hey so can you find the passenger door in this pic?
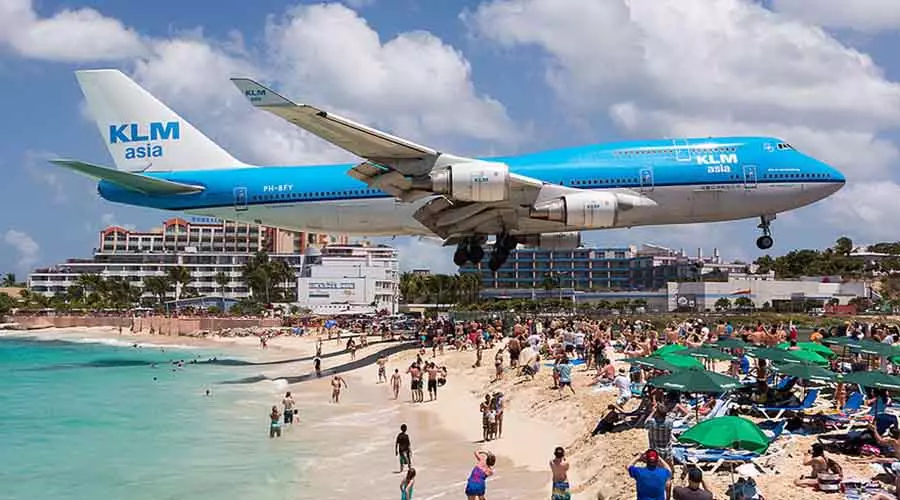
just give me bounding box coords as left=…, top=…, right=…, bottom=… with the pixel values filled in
left=233, top=187, right=248, bottom=212
left=639, top=167, right=654, bottom=193
left=742, top=165, right=758, bottom=189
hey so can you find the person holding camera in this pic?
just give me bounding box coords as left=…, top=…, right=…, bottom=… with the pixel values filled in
left=673, top=467, right=712, bottom=500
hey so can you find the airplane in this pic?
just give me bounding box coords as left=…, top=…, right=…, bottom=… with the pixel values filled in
left=52, top=69, right=845, bottom=271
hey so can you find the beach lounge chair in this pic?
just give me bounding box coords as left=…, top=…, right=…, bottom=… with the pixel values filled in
left=673, top=421, right=786, bottom=473
left=752, top=388, right=819, bottom=419
left=673, top=397, right=733, bottom=435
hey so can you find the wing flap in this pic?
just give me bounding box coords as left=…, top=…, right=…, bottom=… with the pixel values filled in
left=231, top=78, right=436, bottom=162
left=50, top=159, right=204, bottom=195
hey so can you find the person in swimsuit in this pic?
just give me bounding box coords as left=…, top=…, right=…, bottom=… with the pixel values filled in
left=550, top=446, right=571, bottom=500
left=400, top=467, right=416, bottom=500
left=331, top=375, right=348, bottom=403
left=465, top=449, right=495, bottom=500
left=269, top=406, right=282, bottom=438
left=377, top=356, right=387, bottom=383
left=282, top=391, right=295, bottom=425
left=396, top=423, right=412, bottom=472
left=391, top=369, right=402, bottom=399
left=426, top=363, right=439, bottom=401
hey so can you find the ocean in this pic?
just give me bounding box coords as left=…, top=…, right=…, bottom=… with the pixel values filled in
left=0, top=332, right=549, bottom=500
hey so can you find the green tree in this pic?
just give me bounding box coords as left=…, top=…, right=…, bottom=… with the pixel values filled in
left=143, top=276, right=171, bottom=307
left=214, top=272, right=229, bottom=297
left=0, top=292, right=14, bottom=316
left=1, top=273, right=17, bottom=287
left=542, top=272, right=561, bottom=292
left=242, top=252, right=295, bottom=304
left=834, top=236, right=853, bottom=256
left=166, top=266, right=192, bottom=301
left=734, top=296, right=754, bottom=310
left=714, top=297, right=732, bottom=311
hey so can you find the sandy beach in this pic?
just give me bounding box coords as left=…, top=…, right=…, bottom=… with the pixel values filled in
left=6, top=326, right=886, bottom=500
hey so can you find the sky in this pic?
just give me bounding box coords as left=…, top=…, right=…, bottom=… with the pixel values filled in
left=2, top=0, right=900, bottom=277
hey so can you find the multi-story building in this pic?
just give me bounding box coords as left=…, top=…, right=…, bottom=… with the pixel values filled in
left=297, top=243, right=400, bottom=315
left=28, top=217, right=346, bottom=300
left=463, top=243, right=732, bottom=292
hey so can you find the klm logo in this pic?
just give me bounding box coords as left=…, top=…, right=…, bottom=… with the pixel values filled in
left=696, top=153, right=738, bottom=165
left=245, top=89, right=266, bottom=103
left=109, top=122, right=180, bottom=160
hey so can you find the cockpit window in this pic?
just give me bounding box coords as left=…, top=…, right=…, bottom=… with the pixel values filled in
left=776, top=143, right=794, bottom=150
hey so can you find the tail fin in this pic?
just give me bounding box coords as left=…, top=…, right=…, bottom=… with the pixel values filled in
left=75, top=69, right=247, bottom=172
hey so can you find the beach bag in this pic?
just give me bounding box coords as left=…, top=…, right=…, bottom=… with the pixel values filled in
left=816, top=473, right=841, bottom=492
left=727, top=477, right=758, bottom=500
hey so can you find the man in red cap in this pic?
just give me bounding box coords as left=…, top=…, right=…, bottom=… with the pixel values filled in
left=627, top=449, right=671, bottom=500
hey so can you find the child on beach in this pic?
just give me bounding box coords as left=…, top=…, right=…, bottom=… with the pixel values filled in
left=400, top=467, right=415, bottom=500
left=465, top=450, right=495, bottom=500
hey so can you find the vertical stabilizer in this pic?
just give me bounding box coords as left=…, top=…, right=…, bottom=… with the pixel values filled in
left=75, top=69, right=247, bottom=172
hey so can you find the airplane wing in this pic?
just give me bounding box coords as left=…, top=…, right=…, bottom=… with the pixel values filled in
left=50, top=159, right=205, bottom=195
left=231, top=78, right=654, bottom=239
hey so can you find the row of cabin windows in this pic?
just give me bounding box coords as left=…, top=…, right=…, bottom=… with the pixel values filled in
left=251, top=189, right=379, bottom=202
left=567, top=171, right=833, bottom=185
left=613, top=147, right=737, bottom=156
left=764, top=172, right=831, bottom=179
left=570, top=178, right=641, bottom=186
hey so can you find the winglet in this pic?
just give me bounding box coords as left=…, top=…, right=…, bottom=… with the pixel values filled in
left=230, top=78, right=295, bottom=107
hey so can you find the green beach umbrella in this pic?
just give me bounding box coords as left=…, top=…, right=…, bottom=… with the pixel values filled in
left=776, top=342, right=836, bottom=359
left=823, top=337, right=862, bottom=348
left=676, top=347, right=737, bottom=361
left=658, top=353, right=705, bottom=370
left=713, top=338, right=747, bottom=350
left=748, top=347, right=828, bottom=366
left=678, top=416, right=770, bottom=454
left=852, top=340, right=899, bottom=357
left=655, top=344, right=688, bottom=356
left=625, top=357, right=682, bottom=372
left=784, top=349, right=829, bottom=365
left=839, top=371, right=900, bottom=391
left=647, top=368, right=742, bottom=394
left=771, top=362, right=837, bottom=383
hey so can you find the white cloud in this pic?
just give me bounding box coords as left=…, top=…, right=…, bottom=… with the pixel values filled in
left=99, top=213, right=136, bottom=231
left=0, top=0, right=146, bottom=62
left=468, top=0, right=900, bottom=180
left=771, top=0, right=900, bottom=33
left=23, top=150, right=66, bottom=204
left=824, top=181, right=900, bottom=241
left=3, top=229, right=40, bottom=270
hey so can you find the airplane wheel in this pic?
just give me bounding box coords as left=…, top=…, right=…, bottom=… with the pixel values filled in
left=469, top=244, right=485, bottom=263
left=453, top=246, right=469, bottom=266
left=756, top=235, right=773, bottom=250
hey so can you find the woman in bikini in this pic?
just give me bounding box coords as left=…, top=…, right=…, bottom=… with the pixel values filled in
left=465, top=449, right=496, bottom=500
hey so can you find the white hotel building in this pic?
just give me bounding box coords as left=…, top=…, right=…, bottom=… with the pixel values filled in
left=297, top=244, right=400, bottom=315
left=27, top=217, right=347, bottom=302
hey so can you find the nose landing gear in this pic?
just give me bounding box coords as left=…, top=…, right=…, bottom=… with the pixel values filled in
left=756, top=214, right=775, bottom=250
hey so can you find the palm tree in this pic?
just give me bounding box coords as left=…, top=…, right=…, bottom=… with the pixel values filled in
left=77, top=273, right=104, bottom=296
left=214, top=272, right=229, bottom=297
left=2, top=273, right=17, bottom=287
left=166, top=266, right=192, bottom=301
left=143, top=276, right=171, bottom=307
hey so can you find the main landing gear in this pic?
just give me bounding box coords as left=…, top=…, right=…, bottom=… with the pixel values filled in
left=756, top=214, right=775, bottom=250
left=487, top=233, right=518, bottom=272
left=453, top=238, right=485, bottom=266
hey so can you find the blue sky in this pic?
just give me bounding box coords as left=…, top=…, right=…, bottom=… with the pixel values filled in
left=2, top=0, right=900, bottom=276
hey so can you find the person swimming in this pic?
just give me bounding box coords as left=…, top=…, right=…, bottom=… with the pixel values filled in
left=465, top=450, right=495, bottom=500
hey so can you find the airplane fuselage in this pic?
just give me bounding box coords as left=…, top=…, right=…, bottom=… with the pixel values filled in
left=97, top=136, right=845, bottom=237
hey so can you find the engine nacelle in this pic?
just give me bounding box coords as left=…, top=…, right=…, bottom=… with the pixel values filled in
left=428, top=161, right=510, bottom=202
left=520, top=232, right=582, bottom=250
left=530, top=192, right=618, bottom=228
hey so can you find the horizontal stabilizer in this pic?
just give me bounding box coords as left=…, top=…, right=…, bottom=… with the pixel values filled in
left=50, top=159, right=204, bottom=195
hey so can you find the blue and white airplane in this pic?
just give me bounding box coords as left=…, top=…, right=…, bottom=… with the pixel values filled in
left=53, top=69, right=845, bottom=271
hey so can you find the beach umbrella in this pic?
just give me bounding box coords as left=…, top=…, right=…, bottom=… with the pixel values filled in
left=647, top=368, right=742, bottom=394
left=776, top=342, right=836, bottom=359
left=748, top=347, right=828, bottom=366
left=626, top=355, right=704, bottom=371
left=839, top=371, right=900, bottom=391
left=678, top=416, right=770, bottom=454
left=676, top=347, right=736, bottom=361
left=852, top=340, right=899, bottom=357
left=823, top=336, right=862, bottom=348
left=654, top=344, right=688, bottom=356
left=712, top=338, right=747, bottom=350
left=771, top=362, right=837, bottom=383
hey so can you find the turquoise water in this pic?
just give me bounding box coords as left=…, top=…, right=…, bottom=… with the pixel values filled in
left=0, top=335, right=306, bottom=500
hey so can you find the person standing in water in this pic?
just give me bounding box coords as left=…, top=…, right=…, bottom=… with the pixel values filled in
left=426, top=362, right=439, bottom=401
left=269, top=406, right=282, bottom=438
left=314, top=357, right=322, bottom=378
left=331, top=375, right=348, bottom=403
left=550, top=446, right=571, bottom=500
left=395, top=423, right=412, bottom=472
left=400, top=467, right=416, bottom=500
left=282, top=391, right=296, bottom=425
left=465, top=449, right=495, bottom=500
left=377, top=356, right=388, bottom=383
left=391, top=368, right=402, bottom=399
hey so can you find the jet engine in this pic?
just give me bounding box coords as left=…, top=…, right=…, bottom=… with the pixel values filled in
left=529, top=192, right=619, bottom=228
left=520, top=232, right=582, bottom=250
left=427, top=161, right=510, bottom=202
